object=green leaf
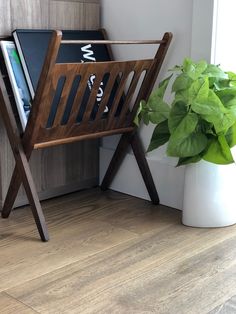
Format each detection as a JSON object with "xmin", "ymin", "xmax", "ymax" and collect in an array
[
  {"xmin": 142, "ymin": 112, "xmax": 150, "ymax": 125},
  {"xmin": 188, "ymin": 76, "xmax": 209, "ymax": 104},
  {"xmin": 212, "ymin": 79, "xmax": 231, "ymax": 91},
  {"xmin": 172, "ymin": 74, "xmax": 193, "ymax": 93},
  {"xmin": 203, "ymin": 135, "xmax": 234, "ymax": 164},
  {"xmin": 176, "ymin": 155, "xmax": 202, "ymax": 167},
  {"xmin": 156, "ymin": 74, "xmax": 173, "ymax": 98},
  {"xmin": 133, "ymin": 114, "xmax": 139, "ymax": 126},
  {"xmin": 216, "ymin": 87, "xmax": 236, "ymax": 98},
  {"xmin": 167, "ymin": 132, "xmax": 208, "ymax": 158},
  {"xmin": 169, "ymin": 65, "xmax": 182, "ymax": 72},
  {"xmin": 147, "ymin": 120, "xmax": 170, "ymax": 152},
  {"xmin": 192, "ymin": 89, "xmax": 226, "ymax": 116},
  {"xmin": 167, "ymin": 112, "xmax": 208, "ymax": 157},
  {"xmin": 197, "ymin": 119, "xmax": 214, "ymax": 134},
  {"xmin": 147, "ymin": 96, "xmax": 170, "ymax": 124},
  {"xmin": 192, "ymin": 90, "xmax": 235, "ymax": 133},
  {"xmin": 216, "ymin": 88, "xmax": 236, "ymax": 109},
  {"xmin": 183, "ymin": 58, "xmax": 207, "ymax": 80},
  {"xmin": 134, "ymin": 100, "xmax": 145, "ymax": 126},
  {"xmin": 211, "ymin": 109, "xmax": 236, "ymax": 134},
  {"xmin": 170, "ymin": 112, "xmax": 199, "ymax": 139},
  {"xmin": 227, "ymin": 71, "xmax": 236, "ymax": 87},
  {"xmin": 168, "ymin": 101, "xmax": 188, "ymax": 133},
  {"xmin": 139, "ymin": 58, "xmax": 236, "ymax": 165},
  {"xmin": 203, "ymin": 64, "xmax": 228, "ymax": 79},
  {"xmin": 225, "ymin": 122, "xmax": 236, "ymax": 148},
  {"xmin": 148, "ymin": 75, "xmax": 172, "ymax": 103},
  {"xmin": 175, "ymin": 89, "xmax": 189, "ymax": 103},
  {"xmin": 144, "ymin": 91, "xmax": 170, "ymax": 125}
]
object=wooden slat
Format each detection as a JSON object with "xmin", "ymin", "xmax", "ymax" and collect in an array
[
  {"xmin": 105, "ymin": 71, "xmax": 131, "ymax": 130},
  {"xmin": 93, "ymin": 69, "xmax": 119, "ymax": 123},
  {"xmin": 106, "ymin": 60, "xmax": 154, "ymax": 129},
  {"xmin": 117, "ymin": 69, "xmax": 150, "ymax": 128},
  {"xmin": 61, "ymin": 39, "xmax": 165, "ymax": 45},
  {"xmin": 116, "ymin": 71, "xmax": 146, "ymax": 128},
  {"xmin": 81, "ymin": 71, "xmax": 104, "ymax": 124},
  {"xmin": 23, "ymin": 30, "xmax": 62, "ymax": 147},
  {"xmin": 34, "ymin": 126, "xmax": 135, "ymax": 149},
  {"xmin": 52, "ymin": 74, "xmax": 75, "ymax": 127},
  {"xmin": 128, "ymin": 32, "xmax": 173, "ymax": 124},
  {"xmin": 32, "ymin": 59, "xmax": 155, "ymax": 147},
  {"xmin": 66, "ymin": 66, "xmax": 91, "ymax": 125}
]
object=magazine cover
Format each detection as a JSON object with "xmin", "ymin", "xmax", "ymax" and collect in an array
[{"xmin": 0, "ymin": 41, "xmax": 31, "ymax": 130}]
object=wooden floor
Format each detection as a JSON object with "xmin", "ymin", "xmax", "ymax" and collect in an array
[{"xmin": 0, "ymin": 188, "xmax": 236, "ymax": 314}]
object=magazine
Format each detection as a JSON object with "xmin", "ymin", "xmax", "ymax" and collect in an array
[
  {"xmin": 0, "ymin": 41, "xmax": 31, "ymax": 130},
  {"xmin": 12, "ymin": 29, "xmax": 121, "ymax": 126}
]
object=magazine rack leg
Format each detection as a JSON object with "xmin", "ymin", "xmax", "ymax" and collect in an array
[
  {"xmin": 101, "ymin": 133, "xmax": 133, "ymax": 190},
  {"xmin": 1, "ymin": 166, "xmax": 22, "ymax": 218},
  {"xmin": 0, "ymin": 75, "xmax": 49, "ymax": 241},
  {"xmin": 130, "ymin": 133, "xmax": 159, "ymax": 204},
  {"xmin": 2, "ymin": 148, "xmax": 49, "ymax": 241},
  {"xmin": 2, "ymin": 145, "xmax": 33, "ymax": 218},
  {"xmin": 101, "ymin": 132, "xmax": 159, "ymax": 204}
]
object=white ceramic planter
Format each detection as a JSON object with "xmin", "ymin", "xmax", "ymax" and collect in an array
[{"xmin": 182, "ymin": 160, "xmax": 236, "ymax": 227}]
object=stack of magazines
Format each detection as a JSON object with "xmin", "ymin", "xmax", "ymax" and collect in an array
[{"xmin": 0, "ymin": 29, "xmax": 115, "ymax": 130}]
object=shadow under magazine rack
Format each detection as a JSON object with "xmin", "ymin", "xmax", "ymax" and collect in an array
[{"xmin": 0, "ymin": 30, "xmax": 172, "ymax": 241}]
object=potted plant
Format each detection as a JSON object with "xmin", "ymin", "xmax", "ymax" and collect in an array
[{"xmin": 136, "ymin": 58, "xmax": 236, "ymax": 227}]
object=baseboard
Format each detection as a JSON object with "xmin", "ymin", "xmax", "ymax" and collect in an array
[
  {"xmin": 99, "ymin": 147, "xmax": 185, "ymax": 210},
  {"xmin": 0, "ymin": 178, "xmax": 98, "ymax": 209}
]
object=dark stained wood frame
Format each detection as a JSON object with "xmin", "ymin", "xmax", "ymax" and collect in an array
[{"xmin": 0, "ymin": 30, "xmax": 172, "ymax": 241}]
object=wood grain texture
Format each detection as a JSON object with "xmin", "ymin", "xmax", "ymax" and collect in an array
[
  {"xmin": 52, "ymin": 0, "xmax": 100, "ymax": 3},
  {"xmin": 0, "ymin": 292, "xmax": 37, "ymax": 314},
  {"xmin": 209, "ymin": 295, "xmax": 236, "ymax": 314},
  {"xmin": 0, "ymin": 0, "xmax": 100, "ymax": 35},
  {"xmin": 0, "ymin": 1, "xmax": 11, "ymax": 36},
  {"xmin": 0, "ymin": 189, "xmax": 235, "ymax": 313},
  {"xmin": 10, "ymin": 0, "xmax": 49, "ymax": 30},
  {"xmin": 0, "ymin": 0, "xmax": 100, "ymax": 207},
  {"xmin": 49, "ymin": 1, "xmax": 100, "ymax": 30},
  {"xmin": 0, "ymin": 189, "xmax": 138, "ymax": 291}
]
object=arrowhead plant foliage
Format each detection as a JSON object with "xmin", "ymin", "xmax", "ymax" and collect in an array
[{"xmin": 136, "ymin": 58, "xmax": 236, "ymax": 166}]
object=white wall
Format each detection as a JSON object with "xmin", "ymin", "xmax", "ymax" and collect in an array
[
  {"xmin": 212, "ymin": 0, "xmax": 236, "ymax": 71},
  {"xmin": 191, "ymin": 0, "xmax": 215, "ymax": 61},
  {"xmin": 100, "ymin": 0, "xmax": 214, "ymax": 209}
]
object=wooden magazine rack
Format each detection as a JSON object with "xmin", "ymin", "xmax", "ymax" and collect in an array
[{"xmin": 0, "ymin": 30, "xmax": 172, "ymax": 241}]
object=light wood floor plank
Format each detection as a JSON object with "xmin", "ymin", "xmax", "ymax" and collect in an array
[
  {"xmin": 209, "ymin": 295, "xmax": 236, "ymax": 314},
  {"xmin": 0, "ymin": 292, "xmax": 38, "ymax": 314},
  {"xmin": 0, "ymin": 189, "xmax": 139, "ymax": 291},
  {"xmin": 6, "ymin": 219, "xmax": 236, "ymax": 313},
  {"xmin": 1, "ymin": 188, "xmax": 236, "ymax": 314}
]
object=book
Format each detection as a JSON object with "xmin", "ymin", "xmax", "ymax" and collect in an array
[
  {"xmin": 13, "ymin": 29, "xmax": 122, "ymax": 127},
  {"xmin": 0, "ymin": 41, "xmax": 31, "ymax": 130}
]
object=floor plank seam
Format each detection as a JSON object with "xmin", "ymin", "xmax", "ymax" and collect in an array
[
  {"xmin": 6, "ymin": 233, "xmax": 231, "ymax": 309},
  {"xmin": 73, "ymin": 231, "xmax": 236, "ymax": 305},
  {"xmin": 1, "ymin": 189, "xmax": 236, "ymax": 314},
  {"xmin": 4, "ymin": 224, "xmax": 236, "ymax": 297},
  {"xmin": 2, "ymin": 291, "xmax": 40, "ymax": 314},
  {"xmin": 3, "ymin": 234, "xmax": 140, "ymax": 293}
]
